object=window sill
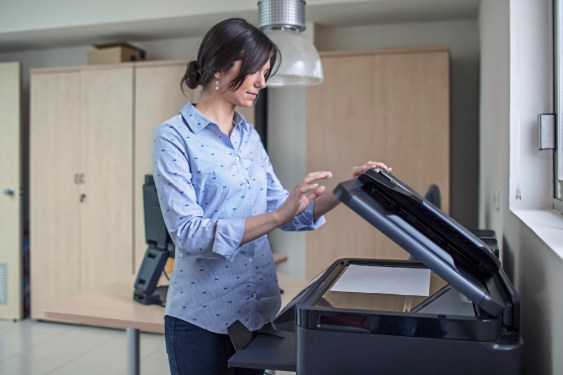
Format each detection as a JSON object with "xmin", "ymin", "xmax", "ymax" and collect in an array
[{"xmin": 511, "ymin": 208, "xmax": 563, "ymax": 260}]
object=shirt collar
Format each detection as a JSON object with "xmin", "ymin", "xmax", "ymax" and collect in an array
[{"xmin": 180, "ymin": 102, "xmax": 247, "ymax": 134}]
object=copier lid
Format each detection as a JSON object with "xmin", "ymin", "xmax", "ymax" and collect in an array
[{"xmin": 333, "ymin": 168, "xmax": 517, "ymax": 318}]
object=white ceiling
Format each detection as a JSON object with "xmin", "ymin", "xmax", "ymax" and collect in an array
[{"xmin": 0, "ymin": 0, "xmax": 481, "ymax": 52}]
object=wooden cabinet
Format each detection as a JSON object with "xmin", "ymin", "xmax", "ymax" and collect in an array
[
  {"xmin": 305, "ymin": 48, "xmax": 450, "ymax": 278},
  {"xmin": 30, "ymin": 65, "xmax": 134, "ymax": 319},
  {"xmin": 30, "ymin": 61, "xmax": 257, "ymax": 319}
]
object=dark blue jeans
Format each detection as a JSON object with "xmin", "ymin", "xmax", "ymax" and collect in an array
[{"xmin": 165, "ymin": 315, "xmax": 265, "ymax": 375}]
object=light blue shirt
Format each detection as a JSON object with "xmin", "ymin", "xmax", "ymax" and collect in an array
[{"xmin": 153, "ymin": 102, "xmax": 325, "ymax": 334}]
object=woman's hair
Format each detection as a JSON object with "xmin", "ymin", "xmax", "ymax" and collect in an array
[{"xmin": 181, "ymin": 18, "xmax": 280, "ymax": 93}]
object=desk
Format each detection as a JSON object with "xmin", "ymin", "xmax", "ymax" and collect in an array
[{"xmin": 44, "ymin": 271, "xmax": 306, "ymax": 375}]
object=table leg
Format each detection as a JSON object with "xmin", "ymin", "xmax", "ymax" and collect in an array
[{"xmin": 126, "ymin": 327, "xmax": 140, "ymax": 375}]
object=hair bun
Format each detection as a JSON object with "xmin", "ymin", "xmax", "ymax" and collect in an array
[{"xmin": 185, "ymin": 60, "xmax": 202, "ymax": 89}]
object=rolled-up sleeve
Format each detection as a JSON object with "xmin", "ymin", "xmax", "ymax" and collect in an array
[
  {"xmin": 212, "ymin": 219, "xmax": 245, "ymax": 260},
  {"xmin": 280, "ymin": 200, "xmax": 326, "ymax": 231}
]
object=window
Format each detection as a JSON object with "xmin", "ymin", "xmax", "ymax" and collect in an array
[{"xmin": 555, "ymin": 0, "xmax": 563, "ymax": 212}]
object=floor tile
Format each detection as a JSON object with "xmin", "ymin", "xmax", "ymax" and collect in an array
[
  {"xmin": 140, "ymin": 346, "xmax": 169, "ymax": 373},
  {"xmin": 70, "ymin": 335, "xmax": 128, "ymax": 372},
  {"xmin": 30, "ymin": 324, "xmax": 121, "ymax": 361},
  {"xmin": 46, "ymin": 361, "xmax": 124, "ymax": 375},
  {"xmin": 0, "ymin": 320, "xmax": 71, "ymax": 361},
  {"xmin": 139, "ymin": 332, "xmax": 166, "ymax": 356},
  {"xmin": 0, "ymin": 319, "xmax": 168, "ymax": 374},
  {"xmin": 0, "ymin": 353, "xmax": 67, "ymax": 375}
]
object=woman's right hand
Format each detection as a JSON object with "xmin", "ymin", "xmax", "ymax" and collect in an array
[{"xmin": 274, "ymin": 171, "xmax": 333, "ymax": 224}]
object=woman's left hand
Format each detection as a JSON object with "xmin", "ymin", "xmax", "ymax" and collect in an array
[
  {"xmin": 310, "ymin": 161, "xmax": 392, "ymax": 221},
  {"xmin": 351, "ymin": 161, "xmax": 392, "ymax": 178}
]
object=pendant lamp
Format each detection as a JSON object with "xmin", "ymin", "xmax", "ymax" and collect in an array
[{"xmin": 258, "ymin": 0, "xmax": 324, "ymax": 86}]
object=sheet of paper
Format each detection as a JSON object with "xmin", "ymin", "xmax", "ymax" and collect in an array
[{"xmin": 330, "ymin": 264, "xmax": 431, "ymax": 296}]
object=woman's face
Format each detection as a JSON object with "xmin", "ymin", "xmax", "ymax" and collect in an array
[{"xmin": 219, "ymin": 59, "xmax": 270, "ymax": 108}]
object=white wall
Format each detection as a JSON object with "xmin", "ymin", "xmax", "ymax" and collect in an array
[
  {"xmin": 480, "ymin": 0, "xmax": 563, "ymax": 374},
  {"xmin": 267, "ymin": 87, "xmax": 309, "ymax": 277}
]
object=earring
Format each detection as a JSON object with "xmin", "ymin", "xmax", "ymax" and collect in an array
[{"xmin": 215, "ymin": 80, "xmax": 220, "ymax": 90}]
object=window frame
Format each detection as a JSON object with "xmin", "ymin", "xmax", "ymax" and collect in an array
[{"xmin": 554, "ymin": 0, "xmax": 563, "ymax": 212}]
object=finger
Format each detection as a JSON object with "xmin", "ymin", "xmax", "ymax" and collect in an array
[
  {"xmin": 352, "ymin": 166, "xmax": 364, "ymax": 174},
  {"xmin": 367, "ymin": 161, "xmax": 391, "ymax": 171},
  {"xmin": 308, "ymin": 171, "xmax": 332, "ymax": 180},
  {"xmin": 304, "ymin": 185, "xmax": 326, "ymax": 201},
  {"xmin": 304, "ymin": 171, "xmax": 333, "ymax": 184},
  {"xmin": 354, "ymin": 164, "xmax": 375, "ymax": 172},
  {"xmin": 298, "ymin": 182, "xmax": 320, "ymax": 194}
]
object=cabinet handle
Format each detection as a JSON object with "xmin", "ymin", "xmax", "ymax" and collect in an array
[
  {"xmin": 80, "ymin": 193, "xmax": 86, "ymax": 202},
  {"xmin": 3, "ymin": 188, "xmax": 15, "ymax": 196},
  {"xmin": 74, "ymin": 174, "xmax": 86, "ymax": 184}
]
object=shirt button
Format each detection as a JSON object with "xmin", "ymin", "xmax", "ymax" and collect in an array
[
  {"xmin": 251, "ymin": 293, "xmax": 257, "ymax": 298},
  {"xmin": 249, "ymin": 258, "xmax": 253, "ymax": 263},
  {"xmin": 235, "ymin": 156, "xmax": 240, "ymax": 161}
]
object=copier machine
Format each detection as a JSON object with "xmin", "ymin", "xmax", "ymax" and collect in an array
[{"xmin": 228, "ymin": 168, "xmax": 523, "ymax": 375}]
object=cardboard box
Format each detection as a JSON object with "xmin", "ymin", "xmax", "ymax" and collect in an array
[{"xmin": 87, "ymin": 42, "xmax": 146, "ymax": 65}]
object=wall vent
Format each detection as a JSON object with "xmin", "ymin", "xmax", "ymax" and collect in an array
[{"xmin": 0, "ymin": 263, "xmax": 7, "ymax": 304}]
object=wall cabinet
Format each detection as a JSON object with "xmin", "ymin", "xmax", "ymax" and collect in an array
[
  {"xmin": 30, "ymin": 61, "xmax": 255, "ymax": 319},
  {"xmin": 305, "ymin": 48, "xmax": 450, "ymax": 278}
]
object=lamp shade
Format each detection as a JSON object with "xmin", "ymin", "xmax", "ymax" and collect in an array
[
  {"xmin": 265, "ymin": 28, "xmax": 323, "ymax": 86},
  {"xmin": 258, "ymin": 0, "xmax": 323, "ymax": 87}
]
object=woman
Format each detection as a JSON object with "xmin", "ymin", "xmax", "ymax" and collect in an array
[{"xmin": 153, "ymin": 18, "xmax": 391, "ymax": 375}]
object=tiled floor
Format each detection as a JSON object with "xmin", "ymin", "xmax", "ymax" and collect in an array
[
  {"xmin": 0, "ymin": 319, "xmax": 293, "ymax": 375},
  {"xmin": 0, "ymin": 318, "xmax": 167, "ymax": 375}
]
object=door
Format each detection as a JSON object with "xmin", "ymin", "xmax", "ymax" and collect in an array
[
  {"xmin": 80, "ymin": 66, "xmax": 134, "ymax": 291},
  {"xmin": 30, "ymin": 69, "xmax": 82, "ymax": 319},
  {"xmin": 0, "ymin": 62, "xmax": 22, "ymax": 320}
]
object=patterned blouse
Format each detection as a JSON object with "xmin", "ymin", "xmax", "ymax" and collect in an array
[{"xmin": 152, "ymin": 102, "xmax": 325, "ymax": 334}]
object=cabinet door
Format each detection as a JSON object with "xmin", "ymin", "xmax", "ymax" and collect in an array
[
  {"xmin": 0, "ymin": 62, "xmax": 22, "ymax": 320},
  {"xmin": 305, "ymin": 49, "xmax": 450, "ymax": 278},
  {"xmin": 30, "ymin": 70, "xmax": 82, "ymax": 319},
  {"xmin": 80, "ymin": 66, "xmax": 134, "ymax": 291}
]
